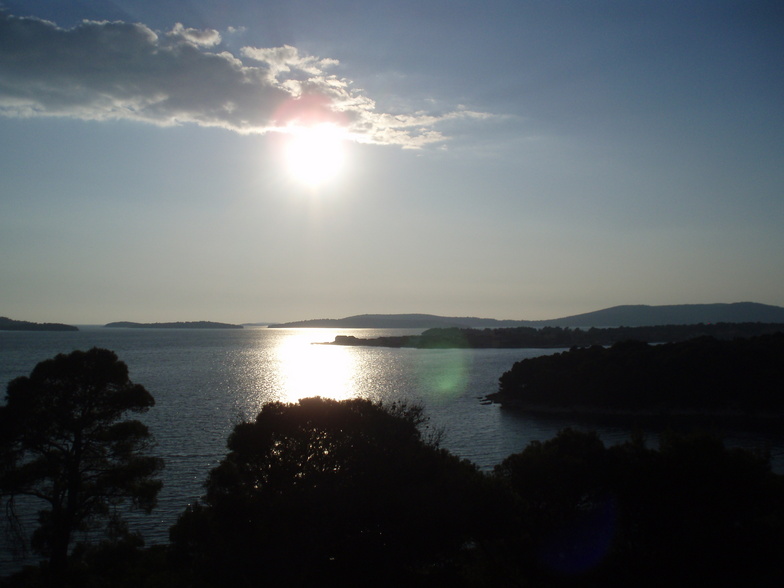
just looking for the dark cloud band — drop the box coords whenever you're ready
[0,12,489,147]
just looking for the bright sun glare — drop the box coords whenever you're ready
[285,124,346,187]
[276,330,356,402]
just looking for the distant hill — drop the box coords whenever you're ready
[0,316,78,331]
[531,302,784,327]
[105,321,243,329]
[267,314,530,329]
[269,303,784,329]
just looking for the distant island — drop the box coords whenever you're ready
[486,332,784,417]
[270,302,784,329]
[324,322,784,349]
[0,316,78,331]
[105,321,243,329]
[268,313,525,329]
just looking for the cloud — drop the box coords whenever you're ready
[241,45,338,79]
[168,22,222,47]
[0,13,489,148]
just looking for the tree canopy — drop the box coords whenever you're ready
[0,348,163,579]
[2,352,783,586]
[493,429,784,585]
[169,397,499,586]
[490,333,784,413]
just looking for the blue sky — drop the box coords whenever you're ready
[1,1,782,324]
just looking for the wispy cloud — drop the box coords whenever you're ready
[0,13,489,148]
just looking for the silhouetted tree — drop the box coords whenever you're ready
[170,397,498,586]
[0,348,163,580]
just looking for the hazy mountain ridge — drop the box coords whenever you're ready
[269,302,784,329]
[104,321,243,329]
[6,303,783,331]
[535,302,784,327]
[267,314,526,329]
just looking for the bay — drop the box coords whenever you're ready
[2,326,782,573]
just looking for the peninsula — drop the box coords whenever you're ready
[486,332,784,417]
[105,321,243,329]
[324,322,784,349]
[0,316,78,331]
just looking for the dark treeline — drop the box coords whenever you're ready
[329,322,784,349]
[489,332,784,415]
[3,350,784,586]
[490,428,784,587]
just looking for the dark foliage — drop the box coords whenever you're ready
[169,397,502,587]
[330,322,784,349]
[0,348,163,580]
[494,429,784,587]
[4,399,783,587]
[4,353,784,587]
[490,333,784,413]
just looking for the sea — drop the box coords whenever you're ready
[2,325,783,573]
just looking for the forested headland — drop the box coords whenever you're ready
[327,322,784,349]
[487,332,784,417]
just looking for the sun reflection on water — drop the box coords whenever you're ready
[232,329,471,421]
[274,330,357,403]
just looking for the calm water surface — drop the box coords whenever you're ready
[2,326,782,571]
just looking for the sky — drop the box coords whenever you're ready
[1,1,782,324]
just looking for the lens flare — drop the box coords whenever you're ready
[417,349,471,404]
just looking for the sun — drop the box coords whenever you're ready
[285,124,347,187]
